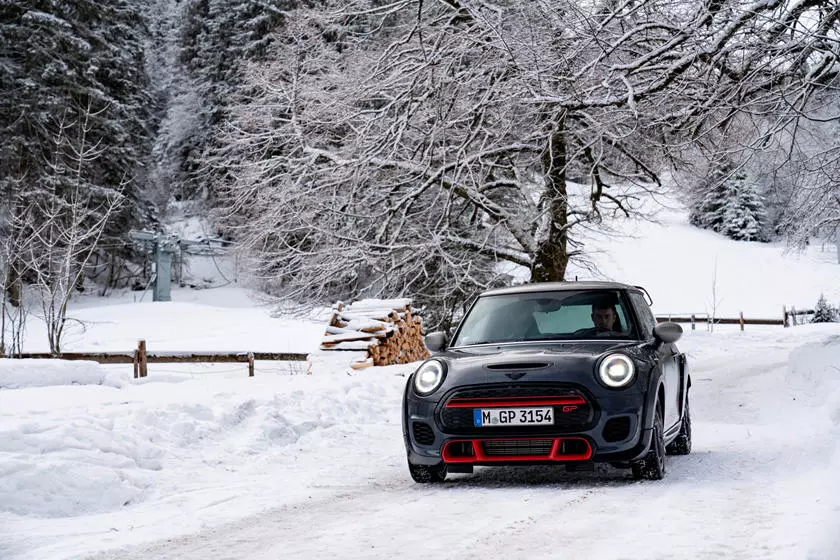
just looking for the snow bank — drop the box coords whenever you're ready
[0,366,410,520]
[0,423,158,518]
[0,359,122,389]
[787,334,840,426]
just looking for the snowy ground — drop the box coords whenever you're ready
[4,197,840,559]
[2,299,840,559]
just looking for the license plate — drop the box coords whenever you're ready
[474,407,554,427]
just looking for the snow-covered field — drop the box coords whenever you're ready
[567,196,840,319]
[3,202,840,560]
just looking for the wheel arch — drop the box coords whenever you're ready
[657,383,665,420]
[641,363,665,431]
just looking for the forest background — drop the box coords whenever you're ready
[2,0,840,350]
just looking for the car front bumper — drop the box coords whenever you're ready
[404,384,653,466]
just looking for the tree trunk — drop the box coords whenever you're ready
[835,225,839,265]
[531,117,570,283]
[1,279,6,356]
[6,261,21,308]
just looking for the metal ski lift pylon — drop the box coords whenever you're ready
[129,230,228,302]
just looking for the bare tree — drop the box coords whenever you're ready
[13,104,125,354]
[216,0,840,323]
[707,255,723,332]
[0,200,30,356]
[774,120,840,247]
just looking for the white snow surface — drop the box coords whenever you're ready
[4,196,840,559]
[0,360,120,389]
[3,323,840,560]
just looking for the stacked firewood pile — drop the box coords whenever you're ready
[320,298,431,369]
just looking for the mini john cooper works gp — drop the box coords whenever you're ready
[402,282,692,482]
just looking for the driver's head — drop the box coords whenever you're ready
[591,302,618,331]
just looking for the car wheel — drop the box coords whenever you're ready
[408,461,447,483]
[632,399,666,481]
[666,391,692,456]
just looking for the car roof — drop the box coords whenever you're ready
[481,281,645,297]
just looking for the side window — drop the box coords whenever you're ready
[630,292,657,339]
[613,301,631,335]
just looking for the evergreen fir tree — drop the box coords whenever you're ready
[689,164,768,242]
[689,163,731,230]
[720,171,767,241]
[811,293,838,323]
[169,0,290,200]
[0,0,155,281]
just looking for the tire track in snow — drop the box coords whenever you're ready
[85,469,610,560]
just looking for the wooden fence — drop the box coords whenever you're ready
[783,307,815,327]
[657,306,815,330]
[12,339,309,378]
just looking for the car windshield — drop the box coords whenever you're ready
[451,290,637,346]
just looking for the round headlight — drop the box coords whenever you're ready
[598,354,635,388]
[413,360,446,395]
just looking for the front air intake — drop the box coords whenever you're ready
[602,417,631,442]
[442,437,592,463]
[483,439,553,456]
[412,422,435,445]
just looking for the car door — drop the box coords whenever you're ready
[629,292,681,430]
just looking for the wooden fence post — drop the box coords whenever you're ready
[791,306,798,326]
[783,305,788,328]
[739,311,744,331]
[248,352,255,377]
[690,314,696,331]
[133,349,139,379]
[138,340,148,378]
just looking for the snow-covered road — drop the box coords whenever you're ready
[30,328,831,560]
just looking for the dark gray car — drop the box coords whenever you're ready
[402,282,691,482]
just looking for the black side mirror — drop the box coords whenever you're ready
[424,331,448,352]
[653,321,683,344]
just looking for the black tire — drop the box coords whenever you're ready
[632,399,666,481]
[666,392,692,456]
[408,461,447,483]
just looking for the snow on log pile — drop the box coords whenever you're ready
[320,299,431,369]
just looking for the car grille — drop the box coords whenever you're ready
[483,439,553,456]
[412,422,435,445]
[438,384,594,434]
[446,385,582,400]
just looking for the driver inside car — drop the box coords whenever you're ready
[592,301,621,332]
[570,295,625,337]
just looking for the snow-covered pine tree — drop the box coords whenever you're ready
[690,165,768,242]
[689,163,731,230]
[720,171,768,242]
[165,0,289,201]
[0,0,155,289]
[811,294,838,323]
[73,0,156,252]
